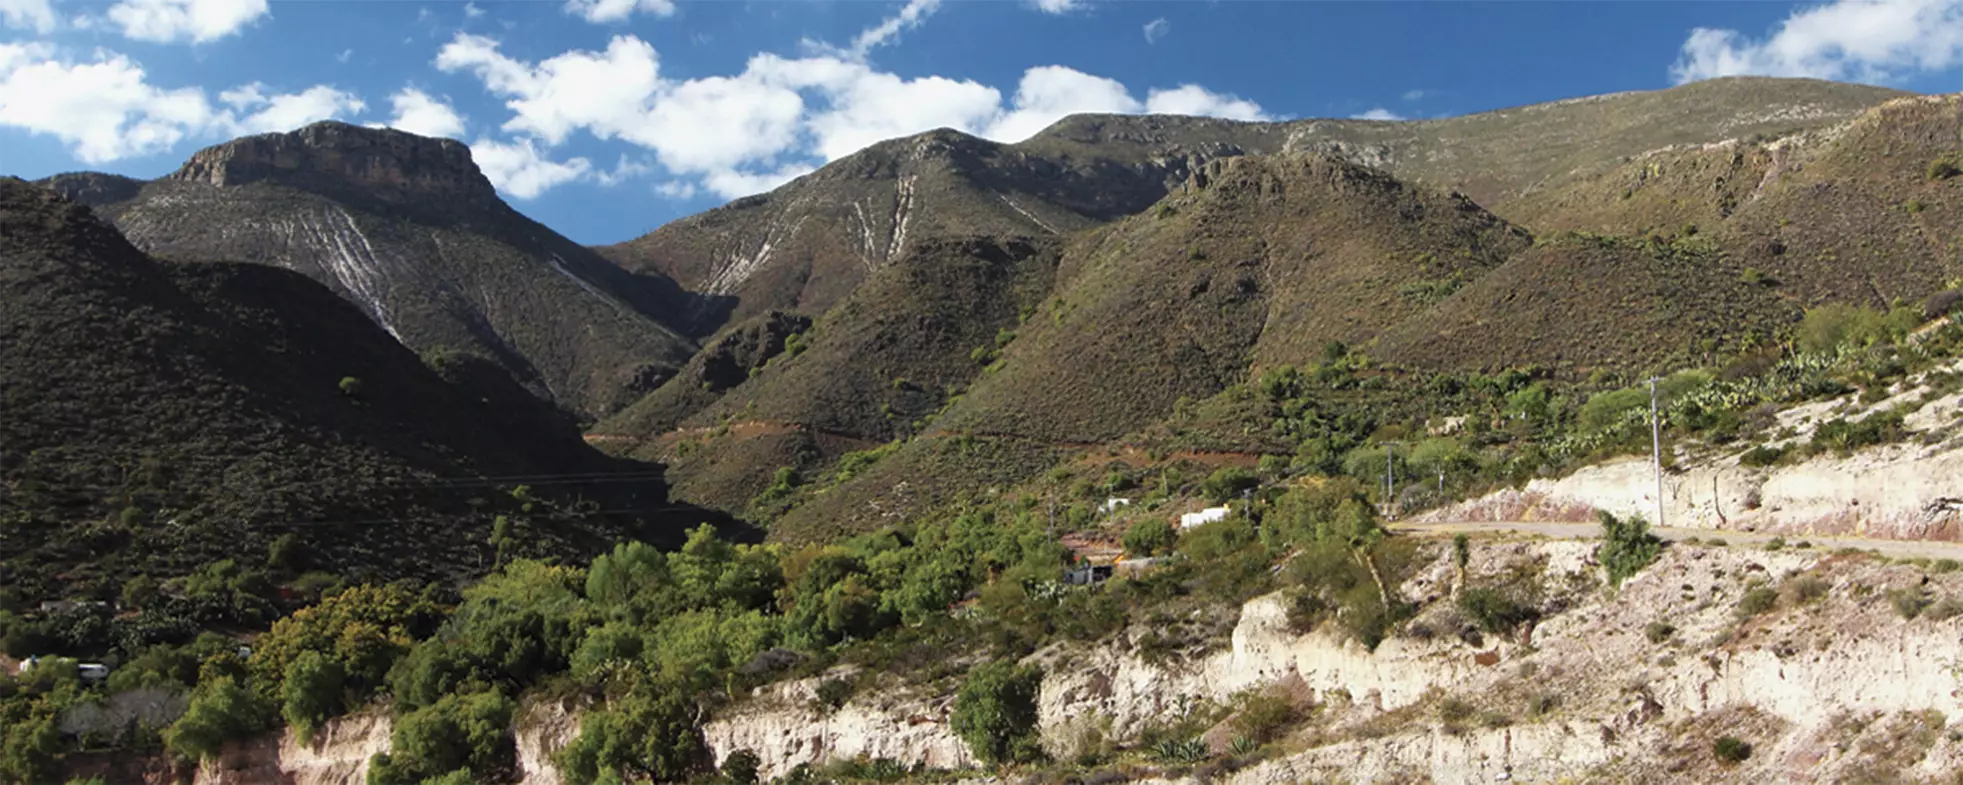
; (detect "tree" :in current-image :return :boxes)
[368,689,515,785]
[1597,511,1663,588]
[556,685,705,784]
[721,749,761,784]
[121,575,161,611]
[282,650,346,745]
[0,708,62,784]
[951,661,1044,765]
[1200,467,1259,503]
[163,676,271,762]
[1121,519,1176,558]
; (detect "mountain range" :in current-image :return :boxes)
[15,75,1963,583]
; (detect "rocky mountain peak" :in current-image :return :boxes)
[166,121,498,204]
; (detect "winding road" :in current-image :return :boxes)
[1393,520,1963,561]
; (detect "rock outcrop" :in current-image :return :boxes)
[166,121,498,206]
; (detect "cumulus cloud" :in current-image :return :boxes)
[1032,0,1081,14]
[564,0,674,24]
[106,0,269,43]
[222,83,365,134]
[1671,0,1963,84]
[1351,107,1404,121]
[437,29,1271,200]
[464,1,484,17]
[595,155,654,186]
[654,180,696,199]
[470,136,590,199]
[1145,84,1266,120]
[0,0,56,33]
[382,87,465,138]
[1143,17,1169,44]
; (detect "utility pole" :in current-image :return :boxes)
[1647,377,1665,528]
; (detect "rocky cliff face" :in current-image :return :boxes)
[166,121,498,206]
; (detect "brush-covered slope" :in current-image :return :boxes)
[1028,77,1907,217]
[598,128,1233,336]
[931,153,1530,445]
[0,179,717,602]
[605,235,1062,515]
[41,122,698,419]
[596,310,813,440]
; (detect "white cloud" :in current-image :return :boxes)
[221,83,365,134]
[1143,17,1169,44]
[437,33,662,145]
[1672,0,1963,84]
[653,180,697,199]
[1401,89,1426,102]
[464,1,484,17]
[564,0,674,24]
[0,0,56,33]
[1351,107,1404,121]
[1032,0,1081,14]
[595,155,654,186]
[439,32,1272,201]
[469,136,590,199]
[336,48,353,64]
[1145,85,1266,121]
[382,87,465,138]
[0,44,367,163]
[846,0,938,59]
[107,0,269,43]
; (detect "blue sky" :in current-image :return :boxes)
[3,0,1963,244]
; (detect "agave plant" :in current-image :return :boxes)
[1151,738,1210,764]
[1228,734,1259,756]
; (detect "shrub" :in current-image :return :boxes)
[1712,735,1752,764]
[1644,621,1675,644]
[163,675,272,762]
[1121,519,1176,558]
[281,650,346,745]
[1889,588,1932,620]
[1764,537,1786,552]
[1926,597,1963,622]
[1737,587,1779,617]
[722,749,762,784]
[1740,441,1781,466]
[1597,512,1663,588]
[369,689,516,785]
[1786,576,1830,605]
[1229,690,1297,743]
[1436,697,1476,724]
[1457,588,1538,635]
[1935,559,1962,573]
[1797,303,1889,355]
[1200,467,1259,503]
[338,376,363,397]
[951,662,1045,765]
[555,685,704,784]
[1929,155,1962,181]
[810,678,854,713]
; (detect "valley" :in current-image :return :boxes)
[7,75,1963,785]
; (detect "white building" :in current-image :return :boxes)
[1179,506,1230,530]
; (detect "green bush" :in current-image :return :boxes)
[1737,587,1778,617]
[1738,444,1785,468]
[1597,512,1663,589]
[281,650,346,745]
[1228,690,1298,743]
[1121,519,1176,558]
[1457,588,1538,635]
[1928,155,1962,181]
[369,689,515,785]
[555,685,705,785]
[1643,621,1675,644]
[1889,588,1932,620]
[338,376,364,397]
[1809,411,1906,455]
[164,675,272,763]
[1200,467,1259,503]
[1712,735,1752,764]
[951,661,1045,765]
[722,749,762,784]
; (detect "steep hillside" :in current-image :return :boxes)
[0,179,720,602]
[595,310,813,440]
[598,129,1209,335]
[604,235,1061,516]
[937,153,1530,445]
[41,122,699,419]
[604,78,1900,346]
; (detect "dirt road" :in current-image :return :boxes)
[1394,520,1963,561]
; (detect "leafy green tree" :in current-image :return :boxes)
[951,661,1045,765]
[1200,467,1259,503]
[282,650,346,745]
[556,684,705,784]
[163,676,271,762]
[1121,518,1176,557]
[721,749,761,784]
[121,575,161,611]
[367,689,514,785]
[248,584,439,703]
[0,707,63,784]
[1597,511,1664,588]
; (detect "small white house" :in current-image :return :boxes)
[1179,506,1230,530]
[1100,497,1133,515]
